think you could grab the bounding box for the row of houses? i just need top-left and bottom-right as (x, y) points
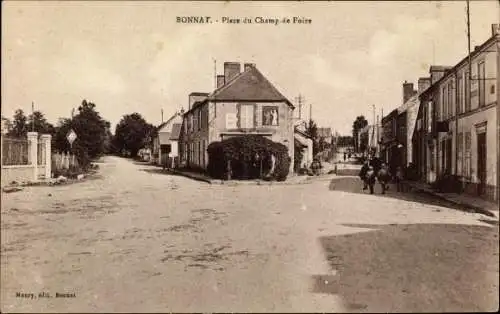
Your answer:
(150, 61), (328, 174)
(380, 24), (499, 202)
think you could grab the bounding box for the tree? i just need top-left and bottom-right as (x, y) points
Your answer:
(114, 113), (154, 157)
(352, 115), (368, 153)
(71, 100), (109, 160)
(9, 109), (28, 138)
(27, 111), (55, 135)
(52, 118), (73, 153)
(305, 119), (321, 156)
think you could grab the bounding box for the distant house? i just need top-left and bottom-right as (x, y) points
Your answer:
(294, 127), (314, 169)
(179, 62), (295, 174)
(152, 111), (183, 167)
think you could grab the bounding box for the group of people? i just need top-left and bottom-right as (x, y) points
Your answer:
(358, 156), (405, 194)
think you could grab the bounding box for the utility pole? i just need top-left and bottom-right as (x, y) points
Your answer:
(31, 101), (35, 132)
(309, 103), (312, 122)
(295, 94), (304, 120)
(497, 23), (500, 203)
(161, 109), (164, 123)
(213, 58), (217, 90)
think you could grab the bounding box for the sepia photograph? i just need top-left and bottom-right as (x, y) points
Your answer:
(1, 0), (499, 312)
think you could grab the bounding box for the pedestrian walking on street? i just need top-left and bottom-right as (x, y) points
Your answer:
(359, 160), (370, 191)
(377, 163), (391, 194)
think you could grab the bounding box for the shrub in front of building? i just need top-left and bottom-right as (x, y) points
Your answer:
(207, 135), (290, 181)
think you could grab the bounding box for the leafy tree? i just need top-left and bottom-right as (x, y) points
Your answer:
(52, 118), (73, 153)
(114, 113), (154, 157)
(51, 100), (109, 167)
(71, 100), (109, 160)
(27, 111), (55, 135)
(9, 109), (28, 138)
(352, 115), (368, 153)
(305, 119), (320, 156)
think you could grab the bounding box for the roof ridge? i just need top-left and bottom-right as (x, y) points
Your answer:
(208, 66), (252, 98)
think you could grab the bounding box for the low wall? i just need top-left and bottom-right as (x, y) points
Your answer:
(1, 165), (36, 186)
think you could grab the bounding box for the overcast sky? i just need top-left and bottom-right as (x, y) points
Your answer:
(2, 1), (499, 135)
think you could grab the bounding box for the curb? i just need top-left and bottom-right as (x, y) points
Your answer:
(408, 185), (497, 218)
(168, 170), (323, 186)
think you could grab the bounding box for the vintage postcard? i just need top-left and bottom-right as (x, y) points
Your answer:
(1, 0), (499, 312)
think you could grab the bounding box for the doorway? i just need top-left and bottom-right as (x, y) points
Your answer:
(477, 132), (487, 196)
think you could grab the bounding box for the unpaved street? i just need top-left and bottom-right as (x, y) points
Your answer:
(1, 156), (498, 312)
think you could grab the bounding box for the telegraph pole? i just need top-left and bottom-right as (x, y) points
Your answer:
(497, 23), (500, 203)
(31, 101), (35, 132)
(295, 94), (304, 120)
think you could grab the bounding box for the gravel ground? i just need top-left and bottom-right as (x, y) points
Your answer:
(1, 156), (498, 312)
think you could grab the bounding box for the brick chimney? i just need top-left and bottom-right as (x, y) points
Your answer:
(188, 92), (208, 110)
(492, 24), (499, 36)
(216, 75), (225, 88)
(417, 77), (431, 94)
(244, 63), (255, 71)
(430, 65), (451, 84)
(224, 62), (241, 83)
(403, 81), (416, 103)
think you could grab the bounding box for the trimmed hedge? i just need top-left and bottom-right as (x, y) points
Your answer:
(207, 135), (290, 181)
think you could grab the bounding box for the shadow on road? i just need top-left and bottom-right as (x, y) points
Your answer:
(312, 223), (499, 312)
(328, 177), (482, 213)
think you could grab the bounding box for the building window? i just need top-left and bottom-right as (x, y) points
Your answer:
(457, 75), (463, 114)
(464, 131), (471, 178)
(262, 106), (279, 126)
(465, 71), (471, 112)
(457, 132), (463, 175)
(439, 86), (448, 120)
(198, 109), (202, 130)
(198, 141), (201, 166)
(238, 104), (255, 129)
(478, 61), (486, 107)
(448, 81), (454, 118)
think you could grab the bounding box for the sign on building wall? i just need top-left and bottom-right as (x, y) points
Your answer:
(226, 113), (237, 129)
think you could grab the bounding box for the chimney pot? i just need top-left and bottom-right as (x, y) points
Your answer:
(492, 23), (500, 36)
(224, 62), (241, 83)
(216, 75), (225, 88)
(244, 63), (256, 71)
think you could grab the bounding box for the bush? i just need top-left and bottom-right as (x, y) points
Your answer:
(207, 135), (290, 181)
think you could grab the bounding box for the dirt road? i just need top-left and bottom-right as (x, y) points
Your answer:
(1, 156), (498, 312)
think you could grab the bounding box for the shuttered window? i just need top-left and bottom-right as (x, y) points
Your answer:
(239, 104), (255, 129)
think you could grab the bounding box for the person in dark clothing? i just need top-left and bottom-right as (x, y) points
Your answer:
(359, 160), (370, 190)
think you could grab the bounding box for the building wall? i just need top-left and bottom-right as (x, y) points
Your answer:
(431, 36), (498, 200)
(207, 100), (294, 172)
(181, 103), (210, 169)
(405, 97), (420, 166)
(447, 105), (497, 200)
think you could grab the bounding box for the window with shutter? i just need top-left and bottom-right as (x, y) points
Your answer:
(239, 104), (254, 129)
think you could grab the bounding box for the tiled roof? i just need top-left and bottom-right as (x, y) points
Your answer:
(169, 123), (182, 140)
(206, 66), (294, 107)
